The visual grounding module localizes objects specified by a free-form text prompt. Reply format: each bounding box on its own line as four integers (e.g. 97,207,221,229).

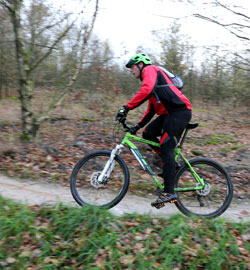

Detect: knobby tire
175,157,233,218
70,150,130,209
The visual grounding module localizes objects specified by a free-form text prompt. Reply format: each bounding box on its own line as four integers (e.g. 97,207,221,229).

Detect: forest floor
0,91,249,221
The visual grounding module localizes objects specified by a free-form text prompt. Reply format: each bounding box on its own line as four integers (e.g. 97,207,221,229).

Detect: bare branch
214,0,250,20
34,12,72,41
37,0,99,123
193,14,250,41
0,0,14,13
29,18,76,72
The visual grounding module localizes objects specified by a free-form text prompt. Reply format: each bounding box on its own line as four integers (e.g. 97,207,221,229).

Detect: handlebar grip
120,119,130,130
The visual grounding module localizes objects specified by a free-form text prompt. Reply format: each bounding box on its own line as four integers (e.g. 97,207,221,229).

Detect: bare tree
191,0,250,71
163,0,250,70
0,0,99,140
193,0,250,42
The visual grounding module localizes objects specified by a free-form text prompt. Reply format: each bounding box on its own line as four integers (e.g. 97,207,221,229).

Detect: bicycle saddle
186,122,199,129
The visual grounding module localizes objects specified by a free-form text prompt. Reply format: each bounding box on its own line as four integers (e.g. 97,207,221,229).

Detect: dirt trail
0,174,249,222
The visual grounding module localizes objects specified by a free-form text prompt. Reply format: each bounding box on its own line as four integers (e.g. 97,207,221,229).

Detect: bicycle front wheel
70,150,130,209
175,158,233,218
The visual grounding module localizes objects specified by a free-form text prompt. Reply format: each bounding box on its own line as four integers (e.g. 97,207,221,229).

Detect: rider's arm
126,66,158,110
137,102,155,128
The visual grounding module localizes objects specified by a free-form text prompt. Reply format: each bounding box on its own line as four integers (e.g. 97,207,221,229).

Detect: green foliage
220,144,245,153
204,133,237,145
158,23,186,76
8,96,17,100
20,132,32,143
0,196,249,269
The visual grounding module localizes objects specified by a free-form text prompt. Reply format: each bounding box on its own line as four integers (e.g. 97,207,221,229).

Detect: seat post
178,128,189,149
178,122,199,149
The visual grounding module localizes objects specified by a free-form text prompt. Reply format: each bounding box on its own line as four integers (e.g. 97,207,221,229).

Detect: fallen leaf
242,233,250,241
240,210,249,215
119,255,135,265
6,257,16,264
20,250,31,257
238,247,248,256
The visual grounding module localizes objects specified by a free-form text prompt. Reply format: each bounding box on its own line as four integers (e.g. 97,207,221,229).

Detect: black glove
128,124,141,135
116,106,128,122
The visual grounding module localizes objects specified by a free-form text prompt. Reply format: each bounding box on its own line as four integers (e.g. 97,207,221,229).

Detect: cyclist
116,53,192,208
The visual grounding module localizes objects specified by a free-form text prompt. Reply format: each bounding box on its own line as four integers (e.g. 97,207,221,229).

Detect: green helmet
126,53,152,68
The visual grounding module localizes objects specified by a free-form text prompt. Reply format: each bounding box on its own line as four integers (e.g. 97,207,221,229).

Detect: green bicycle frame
121,132,205,192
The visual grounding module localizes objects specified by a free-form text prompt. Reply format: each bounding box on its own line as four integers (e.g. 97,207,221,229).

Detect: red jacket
126,65,192,128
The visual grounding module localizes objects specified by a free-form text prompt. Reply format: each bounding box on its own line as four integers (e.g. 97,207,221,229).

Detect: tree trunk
19,78,37,139
2,0,99,140
9,1,36,140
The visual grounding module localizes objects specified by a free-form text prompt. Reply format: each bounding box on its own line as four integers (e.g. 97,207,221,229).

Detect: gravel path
0,174,249,222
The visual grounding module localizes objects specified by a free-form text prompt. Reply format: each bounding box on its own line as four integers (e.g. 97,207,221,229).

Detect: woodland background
0,0,249,123
0,0,249,198
0,1,249,269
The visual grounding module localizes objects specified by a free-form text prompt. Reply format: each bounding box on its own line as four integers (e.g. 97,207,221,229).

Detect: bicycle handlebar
115,117,131,132
120,119,130,131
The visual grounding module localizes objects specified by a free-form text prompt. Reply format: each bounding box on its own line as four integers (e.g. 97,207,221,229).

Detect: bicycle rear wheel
70,150,130,209
175,158,233,218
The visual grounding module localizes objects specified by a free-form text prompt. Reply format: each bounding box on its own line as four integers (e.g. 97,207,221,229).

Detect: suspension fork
97,144,124,183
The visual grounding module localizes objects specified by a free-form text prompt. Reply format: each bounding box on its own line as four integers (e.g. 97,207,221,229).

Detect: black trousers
142,110,192,193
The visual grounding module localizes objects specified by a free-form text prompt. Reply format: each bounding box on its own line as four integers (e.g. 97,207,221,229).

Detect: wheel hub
90,172,106,188
196,182,210,196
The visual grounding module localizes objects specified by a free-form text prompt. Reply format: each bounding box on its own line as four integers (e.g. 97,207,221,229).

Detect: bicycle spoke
70,151,129,208
175,158,233,218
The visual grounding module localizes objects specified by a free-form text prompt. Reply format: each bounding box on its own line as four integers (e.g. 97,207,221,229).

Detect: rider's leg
161,110,191,193
152,110,191,208
161,137,178,193
142,115,164,155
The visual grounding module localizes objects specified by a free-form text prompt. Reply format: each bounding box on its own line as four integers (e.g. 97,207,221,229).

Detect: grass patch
191,150,205,156
220,144,246,153
204,133,238,145
8,96,18,101
82,117,95,122
0,195,249,269
198,123,209,127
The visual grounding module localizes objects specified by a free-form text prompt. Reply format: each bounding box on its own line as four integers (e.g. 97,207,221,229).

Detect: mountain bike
70,119,233,218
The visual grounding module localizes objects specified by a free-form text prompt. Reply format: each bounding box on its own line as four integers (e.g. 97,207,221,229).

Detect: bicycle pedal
152,202,166,209
155,204,165,209
152,199,177,209
170,199,177,203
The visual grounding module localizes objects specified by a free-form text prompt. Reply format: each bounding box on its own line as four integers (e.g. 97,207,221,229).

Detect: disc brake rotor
196,182,211,196
90,172,105,188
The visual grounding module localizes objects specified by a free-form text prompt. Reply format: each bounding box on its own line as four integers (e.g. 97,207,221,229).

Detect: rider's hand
116,106,128,122
128,124,141,135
